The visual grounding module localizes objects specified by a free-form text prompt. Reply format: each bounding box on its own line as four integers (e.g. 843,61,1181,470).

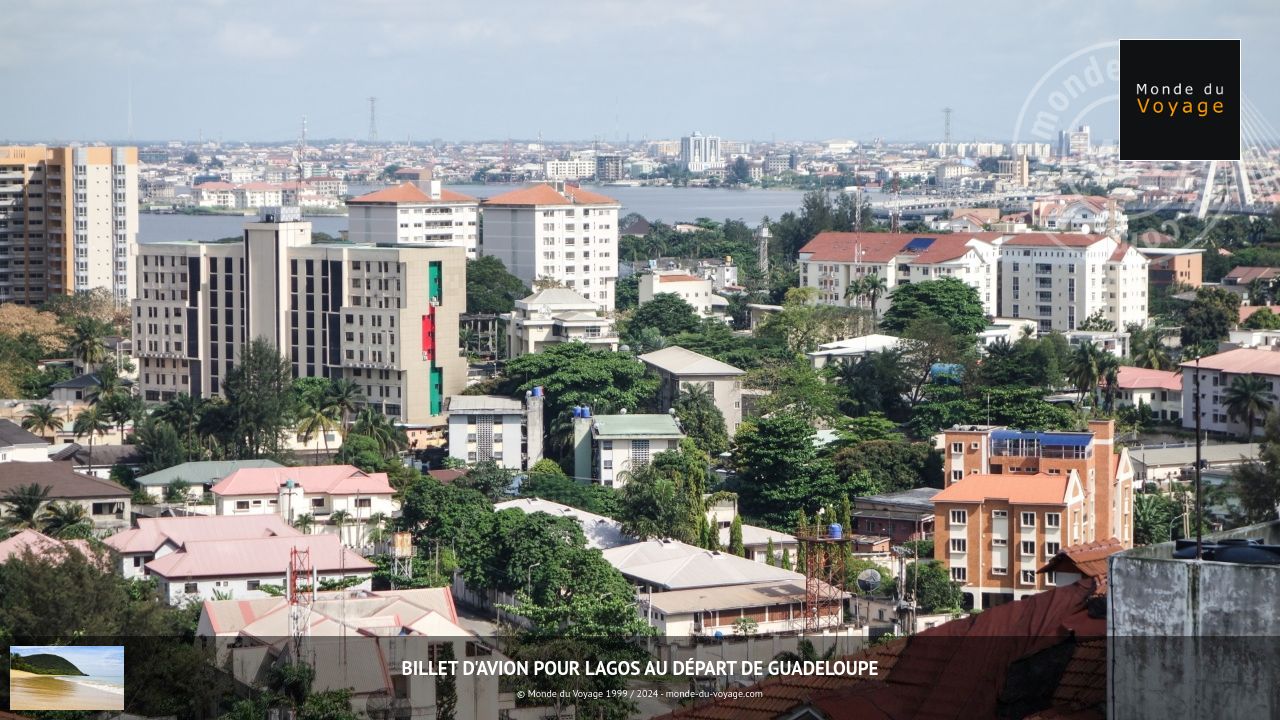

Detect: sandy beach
9,668,124,711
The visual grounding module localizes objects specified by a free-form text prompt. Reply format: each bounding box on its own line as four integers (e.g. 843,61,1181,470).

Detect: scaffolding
794,524,851,632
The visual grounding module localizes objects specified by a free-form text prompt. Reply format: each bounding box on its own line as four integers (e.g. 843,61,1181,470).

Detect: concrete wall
1109,522,1280,719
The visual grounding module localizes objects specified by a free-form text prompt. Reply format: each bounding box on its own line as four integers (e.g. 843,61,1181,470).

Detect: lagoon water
139,184,816,244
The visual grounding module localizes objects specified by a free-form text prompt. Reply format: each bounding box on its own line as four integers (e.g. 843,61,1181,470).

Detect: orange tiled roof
481,183,618,206
348,182,476,204
932,472,1072,505
1114,366,1181,392
1038,537,1124,596
998,233,1108,248
799,232,998,265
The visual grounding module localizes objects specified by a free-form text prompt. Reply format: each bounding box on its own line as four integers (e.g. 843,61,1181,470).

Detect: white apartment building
445,392,544,470
347,181,480,258
571,412,685,488
1181,348,1280,438
1030,195,1127,236
480,182,621,310
1114,366,1182,422
996,233,1148,333
132,207,466,430
680,132,724,172
0,146,137,305
504,287,619,359
797,232,1000,317
638,270,727,319
638,345,745,434
544,157,597,181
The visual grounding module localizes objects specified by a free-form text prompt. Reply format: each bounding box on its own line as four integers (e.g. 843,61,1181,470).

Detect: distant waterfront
139,184,815,244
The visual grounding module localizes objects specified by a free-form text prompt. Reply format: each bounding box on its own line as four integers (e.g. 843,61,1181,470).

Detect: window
184,583,198,594
950,566,967,582
603,459,613,470
235,500,250,511
1045,541,1061,557
950,509,967,524
311,498,324,508
1045,513,1061,528
992,566,1007,575
949,538,967,553
132,556,143,568
950,469,963,482
992,538,1007,547
1021,512,1036,527
1021,570,1036,585
247,580,260,591
950,442,963,453
602,440,613,450
1021,540,1036,556
992,510,1008,519
356,498,372,509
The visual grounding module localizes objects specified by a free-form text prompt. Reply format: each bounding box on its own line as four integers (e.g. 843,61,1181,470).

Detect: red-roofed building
105,515,302,579
211,464,397,545
1113,366,1183,421
797,232,1000,316
480,182,622,310
995,233,1147,332
1180,347,1280,438
348,182,480,257
935,420,1133,608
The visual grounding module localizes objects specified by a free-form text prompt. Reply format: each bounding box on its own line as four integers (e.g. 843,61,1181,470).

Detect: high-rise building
132,207,465,431
1058,125,1091,157
0,146,137,305
480,183,621,310
679,132,724,172
595,154,624,182
346,181,479,258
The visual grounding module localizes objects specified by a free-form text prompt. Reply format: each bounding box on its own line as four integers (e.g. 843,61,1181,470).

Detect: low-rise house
1064,329,1130,358
0,529,99,565
445,392,544,470
851,487,939,543
145,532,373,604
504,288,619,359
0,420,51,463
48,373,133,403
197,588,510,720
1127,442,1259,490
133,459,284,501
1180,348,1280,438
494,497,632,550
47,443,142,479
639,346,745,434
0,462,131,534
1113,366,1182,421
210,464,397,544
717,523,799,564
105,514,302,580
932,471,1087,609
638,271,728,320
806,334,903,369
571,411,685,487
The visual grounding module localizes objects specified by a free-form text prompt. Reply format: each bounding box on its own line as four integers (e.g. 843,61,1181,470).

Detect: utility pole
1194,357,1203,560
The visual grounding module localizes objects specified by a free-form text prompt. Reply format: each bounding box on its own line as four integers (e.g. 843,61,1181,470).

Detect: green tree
1133,491,1181,545
833,440,943,493
674,382,729,457
728,515,745,556
466,255,530,314
1229,412,1280,524
293,513,315,534
1223,375,1275,438
223,338,295,458
615,274,640,311
625,292,701,341
616,443,706,542
904,560,963,613
434,642,458,720
1179,286,1241,355
296,396,340,459
519,459,619,516
837,349,911,420
299,689,358,720
732,413,841,528
334,432,391,473
20,403,63,441
880,277,988,336
1068,342,1111,406
68,317,110,371
350,406,408,456
154,393,205,460
135,419,187,475
324,379,365,436
1077,310,1116,331
457,459,513,500
898,316,974,406
39,501,92,538
749,358,843,421
163,478,192,503
0,481,50,532
1128,323,1175,370
1243,307,1280,330
72,404,110,470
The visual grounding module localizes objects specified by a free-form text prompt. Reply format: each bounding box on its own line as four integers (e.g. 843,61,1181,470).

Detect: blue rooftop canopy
991,430,1092,447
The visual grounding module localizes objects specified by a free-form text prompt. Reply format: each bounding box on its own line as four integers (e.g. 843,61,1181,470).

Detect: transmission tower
794,523,850,633
367,96,378,143
942,107,953,145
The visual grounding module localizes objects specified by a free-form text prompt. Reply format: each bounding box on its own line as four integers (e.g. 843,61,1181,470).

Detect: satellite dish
365,689,393,720
857,568,882,593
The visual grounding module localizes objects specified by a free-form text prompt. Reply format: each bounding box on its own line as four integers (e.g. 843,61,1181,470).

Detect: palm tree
68,319,109,373
844,276,866,309
86,362,122,405
861,273,888,323
98,391,141,441
1128,323,1174,371
324,379,364,436
72,405,110,471
329,510,351,545
1101,358,1121,412
21,404,63,441
39,501,92,539
365,512,389,547
352,407,407,455
1068,342,1107,406
296,401,340,461
1223,375,1275,438
155,393,203,460
1,483,51,534
293,513,315,535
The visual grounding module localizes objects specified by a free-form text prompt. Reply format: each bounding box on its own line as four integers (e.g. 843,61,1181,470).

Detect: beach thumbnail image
8,645,124,711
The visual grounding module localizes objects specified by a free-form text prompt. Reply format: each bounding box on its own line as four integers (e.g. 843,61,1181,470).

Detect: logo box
1119,39,1240,161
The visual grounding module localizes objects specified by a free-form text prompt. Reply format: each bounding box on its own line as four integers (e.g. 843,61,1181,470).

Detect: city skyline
3,0,1278,144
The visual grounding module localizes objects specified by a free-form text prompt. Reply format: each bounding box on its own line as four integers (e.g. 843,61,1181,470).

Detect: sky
12,645,125,677
2,0,1278,144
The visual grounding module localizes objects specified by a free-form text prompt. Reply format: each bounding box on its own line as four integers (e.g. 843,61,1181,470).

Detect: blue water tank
572,406,582,418
828,523,844,539
532,386,543,397
582,406,592,418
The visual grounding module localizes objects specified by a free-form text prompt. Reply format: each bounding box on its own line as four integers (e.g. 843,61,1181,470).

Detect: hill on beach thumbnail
9,652,87,676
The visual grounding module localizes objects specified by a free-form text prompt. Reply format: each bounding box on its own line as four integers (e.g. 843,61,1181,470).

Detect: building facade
1180,348,1280,438
571,412,684,487
132,208,465,429
503,287,618,358
996,233,1148,332
0,145,137,305
638,345,744,434
679,133,724,172
479,183,620,310
637,270,727,320
346,182,480,258
445,393,544,470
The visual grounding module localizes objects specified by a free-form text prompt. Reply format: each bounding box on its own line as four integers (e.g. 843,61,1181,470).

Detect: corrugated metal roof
590,414,684,439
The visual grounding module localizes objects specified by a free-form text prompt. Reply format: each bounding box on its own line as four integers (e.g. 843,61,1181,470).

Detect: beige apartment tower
0,146,137,305
133,208,465,430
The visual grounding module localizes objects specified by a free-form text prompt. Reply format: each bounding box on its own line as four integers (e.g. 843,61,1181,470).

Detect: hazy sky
3,0,1277,144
